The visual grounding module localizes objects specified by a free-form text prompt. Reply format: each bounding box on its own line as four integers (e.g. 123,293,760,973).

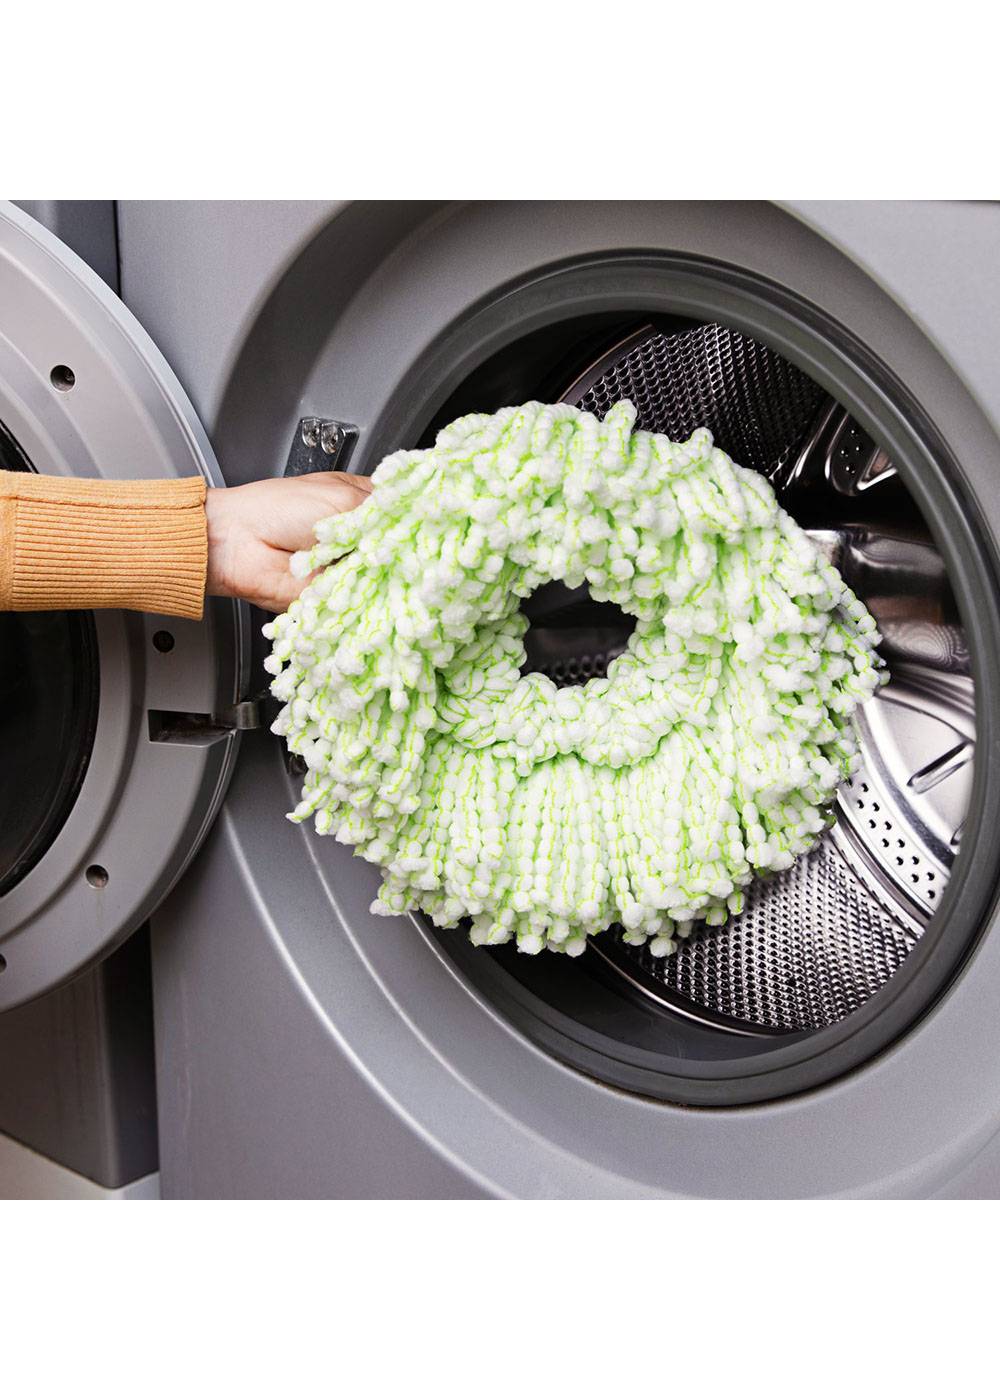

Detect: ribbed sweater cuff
0,473,208,620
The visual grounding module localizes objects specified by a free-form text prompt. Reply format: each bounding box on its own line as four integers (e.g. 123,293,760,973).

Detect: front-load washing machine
2,200,999,1198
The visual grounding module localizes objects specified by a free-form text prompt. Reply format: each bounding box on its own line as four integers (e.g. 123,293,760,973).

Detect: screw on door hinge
285,417,359,476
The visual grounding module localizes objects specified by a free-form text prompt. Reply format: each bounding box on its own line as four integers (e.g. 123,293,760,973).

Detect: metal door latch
285,417,359,476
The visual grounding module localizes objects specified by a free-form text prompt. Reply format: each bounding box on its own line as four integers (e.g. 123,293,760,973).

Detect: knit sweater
0,472,207,620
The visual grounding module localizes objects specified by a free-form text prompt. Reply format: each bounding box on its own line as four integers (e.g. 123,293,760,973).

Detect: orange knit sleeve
0,472,208,620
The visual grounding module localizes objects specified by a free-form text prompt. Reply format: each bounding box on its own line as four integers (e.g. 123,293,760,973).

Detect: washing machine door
0,202,249,1010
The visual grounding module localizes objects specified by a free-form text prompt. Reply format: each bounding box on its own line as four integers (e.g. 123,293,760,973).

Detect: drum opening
396,260,998,1105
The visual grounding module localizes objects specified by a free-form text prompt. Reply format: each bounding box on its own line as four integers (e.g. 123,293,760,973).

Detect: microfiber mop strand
264,400,886,958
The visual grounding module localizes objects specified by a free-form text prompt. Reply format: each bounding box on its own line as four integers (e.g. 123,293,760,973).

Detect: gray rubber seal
393,255,1000,1104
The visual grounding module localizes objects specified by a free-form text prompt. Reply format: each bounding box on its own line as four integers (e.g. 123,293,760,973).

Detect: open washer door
0,202,248,1011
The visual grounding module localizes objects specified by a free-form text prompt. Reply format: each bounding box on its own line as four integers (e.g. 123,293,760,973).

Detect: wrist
205,486,235,598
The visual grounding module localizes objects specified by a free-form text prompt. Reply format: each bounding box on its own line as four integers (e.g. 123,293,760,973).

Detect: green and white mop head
264,400,885,958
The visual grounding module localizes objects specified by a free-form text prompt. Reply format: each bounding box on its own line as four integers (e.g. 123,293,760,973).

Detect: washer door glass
0,423,100,899
0,203,247,1009
0,610,99,897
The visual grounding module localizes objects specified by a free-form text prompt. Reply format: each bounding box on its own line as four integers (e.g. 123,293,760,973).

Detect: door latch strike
285,417,359,476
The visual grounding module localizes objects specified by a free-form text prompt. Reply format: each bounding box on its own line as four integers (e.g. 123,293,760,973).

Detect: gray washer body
123,201,1000,1198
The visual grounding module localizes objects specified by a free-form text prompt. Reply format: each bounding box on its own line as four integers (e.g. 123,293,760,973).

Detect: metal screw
301,418,321,449
320,422,342,455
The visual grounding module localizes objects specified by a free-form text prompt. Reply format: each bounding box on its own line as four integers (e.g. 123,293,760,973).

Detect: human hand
205,472,372,612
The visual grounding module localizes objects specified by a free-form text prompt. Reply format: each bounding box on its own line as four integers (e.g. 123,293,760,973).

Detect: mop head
264,400,885,958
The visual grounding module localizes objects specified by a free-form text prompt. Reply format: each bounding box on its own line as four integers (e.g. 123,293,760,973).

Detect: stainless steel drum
519,322,977,1036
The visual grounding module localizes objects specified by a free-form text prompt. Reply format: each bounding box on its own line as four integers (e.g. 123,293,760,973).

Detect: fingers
264,578,301,613
297,470,372,502
243,559,305,614
206,472,375,610
273,472,372,548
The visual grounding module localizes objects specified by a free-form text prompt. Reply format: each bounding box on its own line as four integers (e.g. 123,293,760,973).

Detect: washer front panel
151,202,1000,1196
0,203,247,1009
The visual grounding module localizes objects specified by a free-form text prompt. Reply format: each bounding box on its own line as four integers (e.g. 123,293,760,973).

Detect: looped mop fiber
264,400,886,958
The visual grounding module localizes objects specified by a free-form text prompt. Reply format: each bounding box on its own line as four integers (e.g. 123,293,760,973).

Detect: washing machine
1,200,999,1198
